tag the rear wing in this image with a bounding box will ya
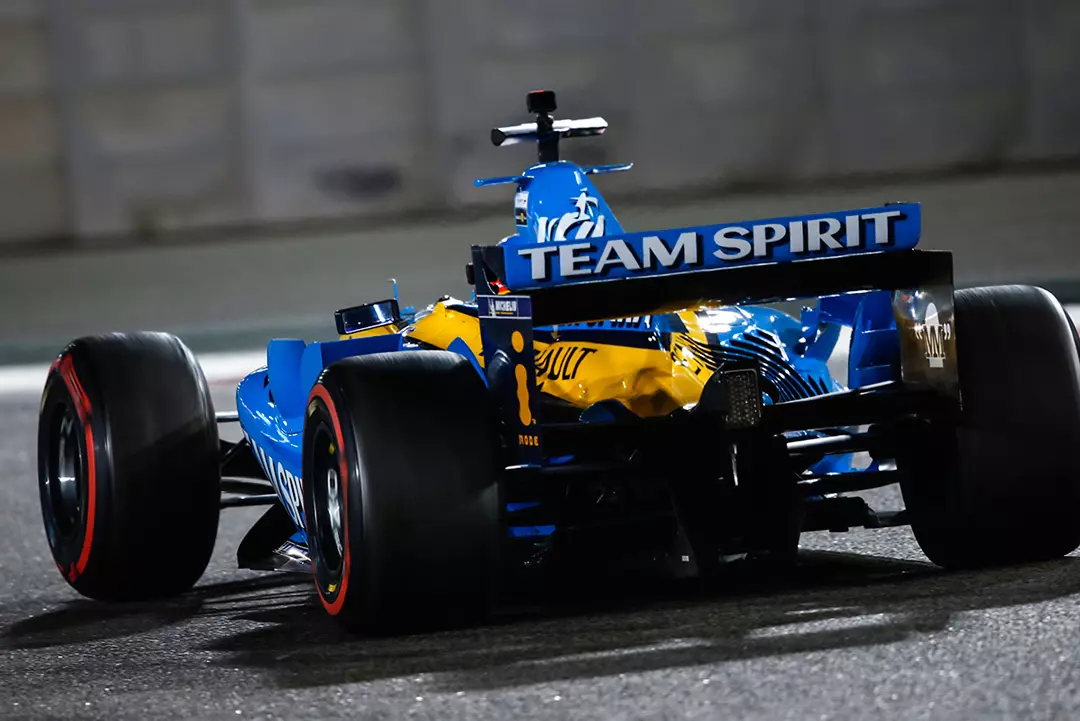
[504,203,920,290]
[467,202,957,466]
[470,203,923,322]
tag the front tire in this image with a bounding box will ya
[38,332,221,600]
[302,351,501,634]
[900,285,1080,568]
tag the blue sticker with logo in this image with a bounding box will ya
[478,295,534,319]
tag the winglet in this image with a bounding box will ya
[582,163,634,176]
[474,174,534,188]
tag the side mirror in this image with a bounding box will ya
[334,299,401,335]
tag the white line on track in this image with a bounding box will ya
[0,350,265,397]
[2,304,1080,397]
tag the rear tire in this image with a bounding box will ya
[302,351,501,634]
[38,332,221,600]
[900,285,1080,568]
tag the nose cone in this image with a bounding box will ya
[512,162,623,244]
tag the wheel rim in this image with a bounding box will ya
[44,402,84,543]
[310,423,345,576]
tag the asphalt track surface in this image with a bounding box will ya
[4,387,1080,720]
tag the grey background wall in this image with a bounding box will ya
[1,0,1079,244]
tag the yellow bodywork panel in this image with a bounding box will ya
[339,323,400,340]
[533,340,682,417]
[406,302,485,363]
[403,301,724,418]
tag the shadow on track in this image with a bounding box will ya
[7,550,1080,693]
[194,551,1080,691]
[1,574,308,650]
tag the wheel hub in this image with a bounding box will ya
[310,424,346,576]
[45,403,83,541]
[326,465,344,557]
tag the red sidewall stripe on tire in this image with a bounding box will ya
[51,354,97,583]
[309,384,351,616]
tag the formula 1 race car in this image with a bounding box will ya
[38,90,1080,634]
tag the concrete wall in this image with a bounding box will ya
[0,0,1079,242]
[49,1,242,237]
[0,2,66,242]
[244,0,431,222]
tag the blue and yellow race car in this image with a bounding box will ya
[37,91,1080,634]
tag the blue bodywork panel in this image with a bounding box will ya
[237,334,403,535]
[848,292,901,388]
[504,161,626,244]
[237,368,306,530]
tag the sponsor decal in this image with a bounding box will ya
[536,189,607,242]
[571,316,653,330]
[518,433,540,447]
[710,210,903,262]
[246,432,305,528]
[518,231,702,282]
[913,301,952,368]
[514,190,529,225]
[478,294,533,319]
[514,362,532,425]
[506,204,920,287]
[535,345,598,382]
[891,288,959,394]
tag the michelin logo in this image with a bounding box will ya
[516,209,906,282]
[246,432,305,529]
[493,299,518,315]
[480,294,533,319]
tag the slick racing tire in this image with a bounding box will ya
[899,285,1080,569]
[302,351,501,634]
[38,332,221,600]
